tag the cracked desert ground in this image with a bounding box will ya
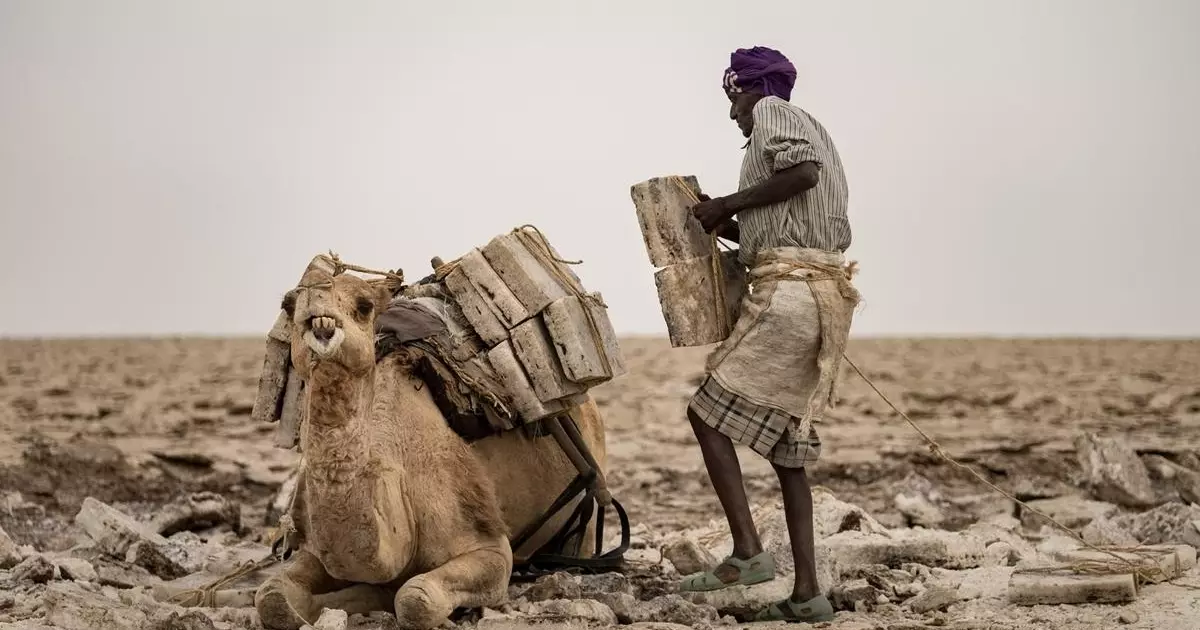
[2,336,1199,629]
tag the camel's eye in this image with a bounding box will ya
[355,297,373,318]
[281,292,297,317]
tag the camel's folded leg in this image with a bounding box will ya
[393,539,513,630]
[256,550,347,630]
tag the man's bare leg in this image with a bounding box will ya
[772,463,819,601]
[688,408,763,563]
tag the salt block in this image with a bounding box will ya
[653,251,747,348]
[457,248,530,327]
[274,368,306,449]
[486,341,569,423]
[510,317,585,403]
[267,310,292,343]
[630,175,713,268]
[543,294,627,384]
[1049,545,1196,583]
[1007,570,1136,605]
[444,267,509,346]
[481,231,582,315]
[251,336,291,424]
[75,497,169,559]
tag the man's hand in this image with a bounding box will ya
[691,195,733,233]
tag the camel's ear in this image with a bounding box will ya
[372,283,393,313]
[280,289,298,317]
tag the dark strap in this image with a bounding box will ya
[514,497,631,577]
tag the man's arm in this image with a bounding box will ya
[716,219,741,243]
[719,162,819,215]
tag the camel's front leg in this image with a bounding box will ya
[256,550,347,630]
[393,539,513,630]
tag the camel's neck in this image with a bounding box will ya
[302,361,380,484]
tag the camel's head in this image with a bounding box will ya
[281,263,392,378]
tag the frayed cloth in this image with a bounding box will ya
[705,247,860,442]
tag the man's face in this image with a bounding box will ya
[727,90,762,138]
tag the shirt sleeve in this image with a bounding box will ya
[754,98,826,172]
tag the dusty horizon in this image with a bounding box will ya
[2,0,1197,338]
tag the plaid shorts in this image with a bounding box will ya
[688,375,822,469]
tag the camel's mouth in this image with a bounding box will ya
[302,315,346,357]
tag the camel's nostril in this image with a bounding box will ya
[313,327,335,342]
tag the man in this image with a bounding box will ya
[678,46,859,624]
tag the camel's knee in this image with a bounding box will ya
[393,542,513,630]
[256,575,317,630]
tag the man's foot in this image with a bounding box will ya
[678,551,775,592]
[752,594,835,623]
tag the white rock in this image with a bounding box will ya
[0,523,19,569]
[1075,433,1156,508]
[313,608,349,630]
[74,497,169,559]
[43,582,149,630]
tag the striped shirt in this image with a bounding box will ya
[736,96,851,264]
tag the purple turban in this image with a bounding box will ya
[722,46,797,101]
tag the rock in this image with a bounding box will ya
[1143,455,1200,504]
[830,578,880,612]
[52,556,98,583]
[312,608,349,630]
[1020,496,1119,530]
[812,489,889,538]
[906,586,960,614]
[75,497,170,559]
[523,572,582,601]
[983,541,1020,567]
[844,564,919,600]
[1007,570,1137,605]
[93,557,161,589]
[663,539,717,576]
[0,525,19,570]
[150,610,218,630]
[894,473,948,528]
[126,540,189,580]
[1081,517,1140,547]
[43,582,149,630]
[524,599,618,625]
[152,492,242,537]
[1113,502,1200,548]
[1118,610,1139,624]
[1075,433,1157,508]
[510,316,587,401]
[593,591,639,623]
[578,572,633,598]
[12,554,56,584]
[628,594,719,626]
[824,528,986,572]
[955,566,1015,601]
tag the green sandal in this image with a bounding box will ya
[753,595,835,623]
[678,551,776,592]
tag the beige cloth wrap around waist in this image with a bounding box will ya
[705,246,861,442]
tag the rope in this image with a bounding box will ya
[510,224,614,379]
[840,354,1179,587]
[324,251,405,283]
[667,177,731,337]
[168,458,305,607]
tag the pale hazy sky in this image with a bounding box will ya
[2,0,1197,338]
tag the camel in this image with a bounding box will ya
[254,264,610,630]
